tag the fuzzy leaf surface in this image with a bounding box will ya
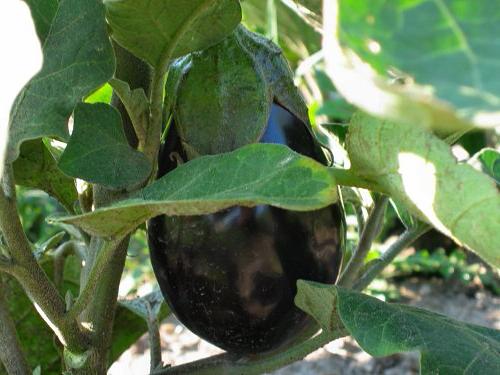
[52,143,338,237]
[296,282,500,375]
[104,0,241,68]
[346,112,500,267]
[58,103,151,190]
[7,0,115,162]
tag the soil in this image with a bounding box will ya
[108,278,500,374]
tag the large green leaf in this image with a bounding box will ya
[58,103,151,190]
[13,140,77,211]
[347,113,500,267]
[24,0,58,42]
[323,0,500,131]
[7,0,115,163]
[104,0,241,68]
[295,282,500,375]
[51,143,338,237]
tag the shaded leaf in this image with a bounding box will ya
[104,0,241,68]
[323,0,500,132]
[13,140,77,211]
[296,282,500,375]
[346,112,500,268]
[109,78,149,145]
[51,143,338,237]
[470,148,500,185]
[58,103,151,190]
[170,27,270,158]
[23,0,58,42]
[7,0,115,163]
[170,25,310,159]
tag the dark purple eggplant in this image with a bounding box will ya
[147,103,344,354]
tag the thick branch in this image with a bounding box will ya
[68,237,125,321]
[0,278,31,375]
[0,167,87,352]
[338,196,389,288]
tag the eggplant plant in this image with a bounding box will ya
[0,0,499,374]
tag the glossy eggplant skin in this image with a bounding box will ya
[148,104,344,354]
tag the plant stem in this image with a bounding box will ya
[147,304,163,373]
[329,167,385,192]
[0,277,31,375]
[145,0,219,163]
[67,237,125,322]
[353,224,431,291]
[0,166,87,352]
[338,196,389,288]
[154,329,346,375]
[266,0,278,43]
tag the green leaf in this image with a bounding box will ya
[470,148,500,185]
[170,25,311,158]
[296,282,500,375]
[85,84,113,105]
[324,0,500,131]
[58,103,152,190]
[24,0,58,43]
[13,140,77,211]
[347,113,500,268]
[109,78,149,145]
[104,0,242,68]
[170,28,270,158]
[7,0,115,163]
[51,143,338,237]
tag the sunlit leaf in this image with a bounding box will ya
[51,143,338,237]
[295,282,500,375]
[7,0,115,163]
[104,0,241,68]
[58,103,151,190]
[346,112,500,267]
[323,0,500,132]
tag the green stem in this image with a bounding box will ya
[145,0,219,163]
[338,196,389,288]
[67,237,125,322]
[354,224,431,291]
[154,329,346,375]
[329,167,384,192]
[0,166,87,352]
[147,306,163,373]
[266,0,278,43]
[0,277,31,375]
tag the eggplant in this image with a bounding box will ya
[147,103,344,354]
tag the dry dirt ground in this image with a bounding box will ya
[109,279,499,374]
